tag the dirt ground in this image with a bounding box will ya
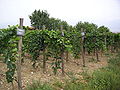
[0,54,108,90]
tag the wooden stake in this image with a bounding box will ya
[96,48,99,62]
[42,25,47,73]
[61,52,65,76]
[66,51,69,62]
[81,28,85,67]
[17,18,23,90]
[60,25,65,75]
[43,48,46,73]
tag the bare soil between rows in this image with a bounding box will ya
[0,54,108,90]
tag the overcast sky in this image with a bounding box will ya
[0,0,120,32]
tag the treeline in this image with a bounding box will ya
[29,9,70,30]
[29,9,110,31]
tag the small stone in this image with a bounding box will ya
[31,72,33,74]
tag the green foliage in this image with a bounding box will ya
[24,30,45,67]
[111,33,120,51]
[75,22,102,55]
[0,26,16,54]
[69,30,81,58]
[23,29,72,72]
[29,9,120,58]
[0,26,18,83]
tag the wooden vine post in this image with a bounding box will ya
[17,18,24,90]
[60,25,65,75]
[81,28,85,67]
[104,32,107,51]
[94,35,99,62]
[42,25,47,73]
[96,49,99,61]
[65,51,69,62]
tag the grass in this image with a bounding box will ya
[87,51,120,90]
[27,81,53,90]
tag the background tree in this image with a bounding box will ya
[98,26,110,33]
[59,21,69,31]
[48,18,69,31]
[47,18,61,30]
[29,9,70,31]
[75,21,98,34]
[29,9,49,29]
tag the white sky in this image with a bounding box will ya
[0,0,120,32]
